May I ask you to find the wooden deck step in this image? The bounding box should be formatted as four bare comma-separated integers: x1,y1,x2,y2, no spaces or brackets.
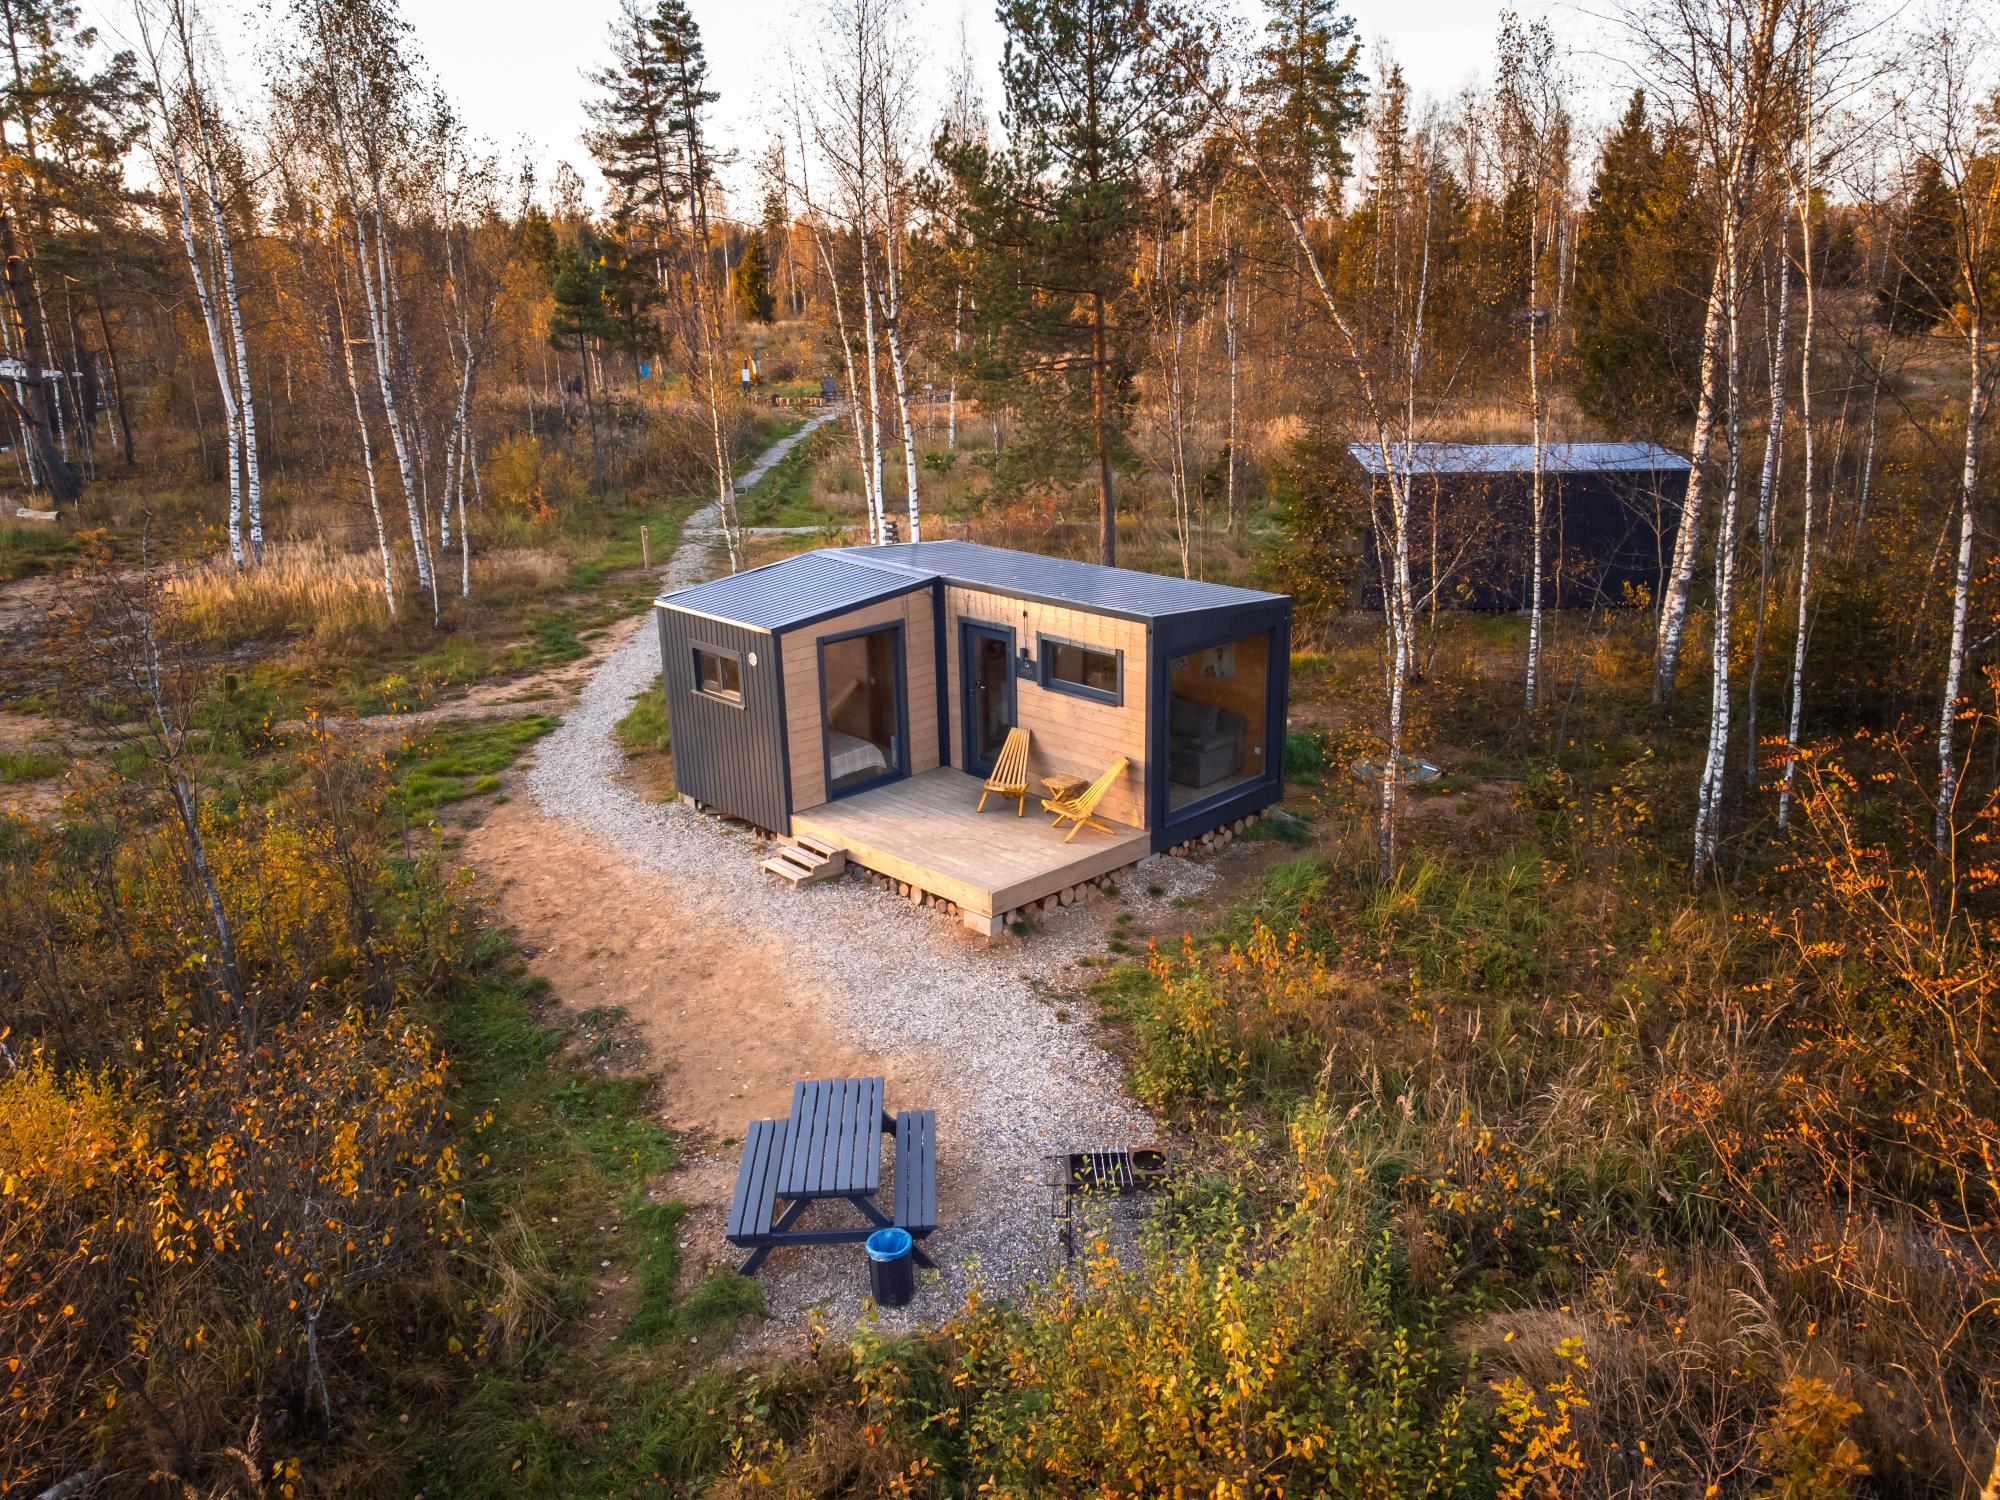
793,834,847,870
761,839,846,887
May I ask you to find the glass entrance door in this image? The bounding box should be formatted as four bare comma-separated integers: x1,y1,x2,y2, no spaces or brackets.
821,625,905,797
961,623,1014,776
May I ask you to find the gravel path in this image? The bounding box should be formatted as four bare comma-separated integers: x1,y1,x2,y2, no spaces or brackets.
521,411,1221,1331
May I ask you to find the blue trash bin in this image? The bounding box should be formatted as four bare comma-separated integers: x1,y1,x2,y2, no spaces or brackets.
865,1227,915,1308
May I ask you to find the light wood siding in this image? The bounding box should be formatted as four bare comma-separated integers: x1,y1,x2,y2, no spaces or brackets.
943,588,1149,829
782,590,938,814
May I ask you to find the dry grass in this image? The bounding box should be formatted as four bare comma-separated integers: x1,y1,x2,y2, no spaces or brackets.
164,541,395,646
163,541,569,648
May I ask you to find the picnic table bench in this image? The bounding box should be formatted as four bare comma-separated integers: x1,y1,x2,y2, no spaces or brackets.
726,1075,939,1276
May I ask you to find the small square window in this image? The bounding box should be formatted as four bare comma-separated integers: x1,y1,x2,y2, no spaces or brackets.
1040,636,1121,705
694,646,743,703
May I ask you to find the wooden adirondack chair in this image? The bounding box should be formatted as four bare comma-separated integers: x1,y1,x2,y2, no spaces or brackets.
977,726,1032,815
1042,757,1129,842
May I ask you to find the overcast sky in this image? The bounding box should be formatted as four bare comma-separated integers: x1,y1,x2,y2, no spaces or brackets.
83,0,1631,208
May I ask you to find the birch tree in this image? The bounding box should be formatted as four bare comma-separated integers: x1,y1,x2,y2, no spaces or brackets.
1496,13,1569,712
1900,13,1999,856
167,0,262,564
1216,79,1441,875
1640,0,1800,717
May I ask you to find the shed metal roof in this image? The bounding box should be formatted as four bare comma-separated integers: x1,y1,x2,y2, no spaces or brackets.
656,539,1285,630
1347,441,1691,476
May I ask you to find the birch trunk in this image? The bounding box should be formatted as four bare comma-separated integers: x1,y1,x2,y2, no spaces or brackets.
1935,313,1982,854
175,0,262,564
1525,221,1546,711
1692,216,1745,879
947,283,961,451
1745,216,1790,789
1778,155,1817,830
1655,253,1728,707
141,10,241,562
332,269,395,615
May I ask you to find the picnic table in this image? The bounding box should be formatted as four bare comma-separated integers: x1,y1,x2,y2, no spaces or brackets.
726,1076,938,1276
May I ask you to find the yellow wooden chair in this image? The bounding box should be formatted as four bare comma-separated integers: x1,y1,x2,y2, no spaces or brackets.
977,726,1032,815
1042,757,1129,842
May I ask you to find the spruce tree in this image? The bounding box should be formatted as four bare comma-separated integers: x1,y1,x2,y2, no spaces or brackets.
732,228,775,323
1571,89,1706,433
1876,155,1958,334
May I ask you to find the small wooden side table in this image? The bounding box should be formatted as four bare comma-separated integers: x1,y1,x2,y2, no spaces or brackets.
1043,773,1088,804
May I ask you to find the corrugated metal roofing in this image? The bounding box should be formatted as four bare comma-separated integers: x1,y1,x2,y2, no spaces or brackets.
658,539,1285,629
657,547,925,632
845,540,1283,619
1347,441,1692,476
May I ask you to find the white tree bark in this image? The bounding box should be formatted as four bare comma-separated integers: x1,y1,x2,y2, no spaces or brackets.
1935,314,1982,853
138,3,242,566
1656,254,1727,707
1692,214,1746,879
1778,133,1818,831
947,283,961,452
1744,214,1791,789
173,0,261,565
330,267,394,616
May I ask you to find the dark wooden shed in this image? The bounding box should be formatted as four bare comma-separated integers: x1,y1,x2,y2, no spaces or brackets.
1348,442,1691,610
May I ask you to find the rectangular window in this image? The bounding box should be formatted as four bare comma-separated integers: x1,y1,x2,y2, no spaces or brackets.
1039,635,1121,705
693,645,743,704
1167,630,1269,810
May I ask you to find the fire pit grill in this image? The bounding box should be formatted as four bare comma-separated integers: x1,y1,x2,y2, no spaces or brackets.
1050,1147,1170,1260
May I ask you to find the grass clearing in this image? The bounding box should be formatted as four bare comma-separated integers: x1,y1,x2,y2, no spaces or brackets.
0,520,76,581
394,714,558,818
0,747,60,782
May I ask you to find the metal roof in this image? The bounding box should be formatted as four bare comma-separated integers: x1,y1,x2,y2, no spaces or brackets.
1347,441,1692,476
656,539,1286,630
844,540,1283,620
656,547,928,632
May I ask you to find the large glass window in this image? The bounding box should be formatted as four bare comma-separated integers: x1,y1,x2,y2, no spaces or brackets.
1039,635,1122,705
822,625,903,794
693,645,743,704
1166,631,1269,810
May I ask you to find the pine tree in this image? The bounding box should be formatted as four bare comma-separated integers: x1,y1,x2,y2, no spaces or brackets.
1244,0,1365,214
951,0,1200,566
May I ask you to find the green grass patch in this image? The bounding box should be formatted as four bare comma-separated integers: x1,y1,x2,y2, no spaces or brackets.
394,714,558,818
0,520,76,580
0,747,60,782
614,676,670,756
737,422,841,527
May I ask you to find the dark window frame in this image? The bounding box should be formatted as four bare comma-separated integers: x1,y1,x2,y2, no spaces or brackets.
692,642,746,706
1037,632,1123,707
817,620,909,801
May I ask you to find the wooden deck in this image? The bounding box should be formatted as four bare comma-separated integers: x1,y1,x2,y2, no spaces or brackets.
790,768,1151,936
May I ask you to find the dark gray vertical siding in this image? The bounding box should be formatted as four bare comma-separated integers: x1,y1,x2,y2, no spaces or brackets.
656,606,790,833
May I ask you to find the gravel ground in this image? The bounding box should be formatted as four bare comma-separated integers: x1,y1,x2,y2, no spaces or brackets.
521,411,1226,1334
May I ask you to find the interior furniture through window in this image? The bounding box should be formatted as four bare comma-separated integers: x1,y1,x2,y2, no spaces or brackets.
1167,631,1268,808
822,625,902,794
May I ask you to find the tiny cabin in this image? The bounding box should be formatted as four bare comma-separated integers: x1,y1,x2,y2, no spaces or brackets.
1348,442,1691,610
655,541,1291,934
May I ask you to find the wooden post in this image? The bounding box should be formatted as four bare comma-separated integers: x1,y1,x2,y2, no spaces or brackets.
641,523,650,570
